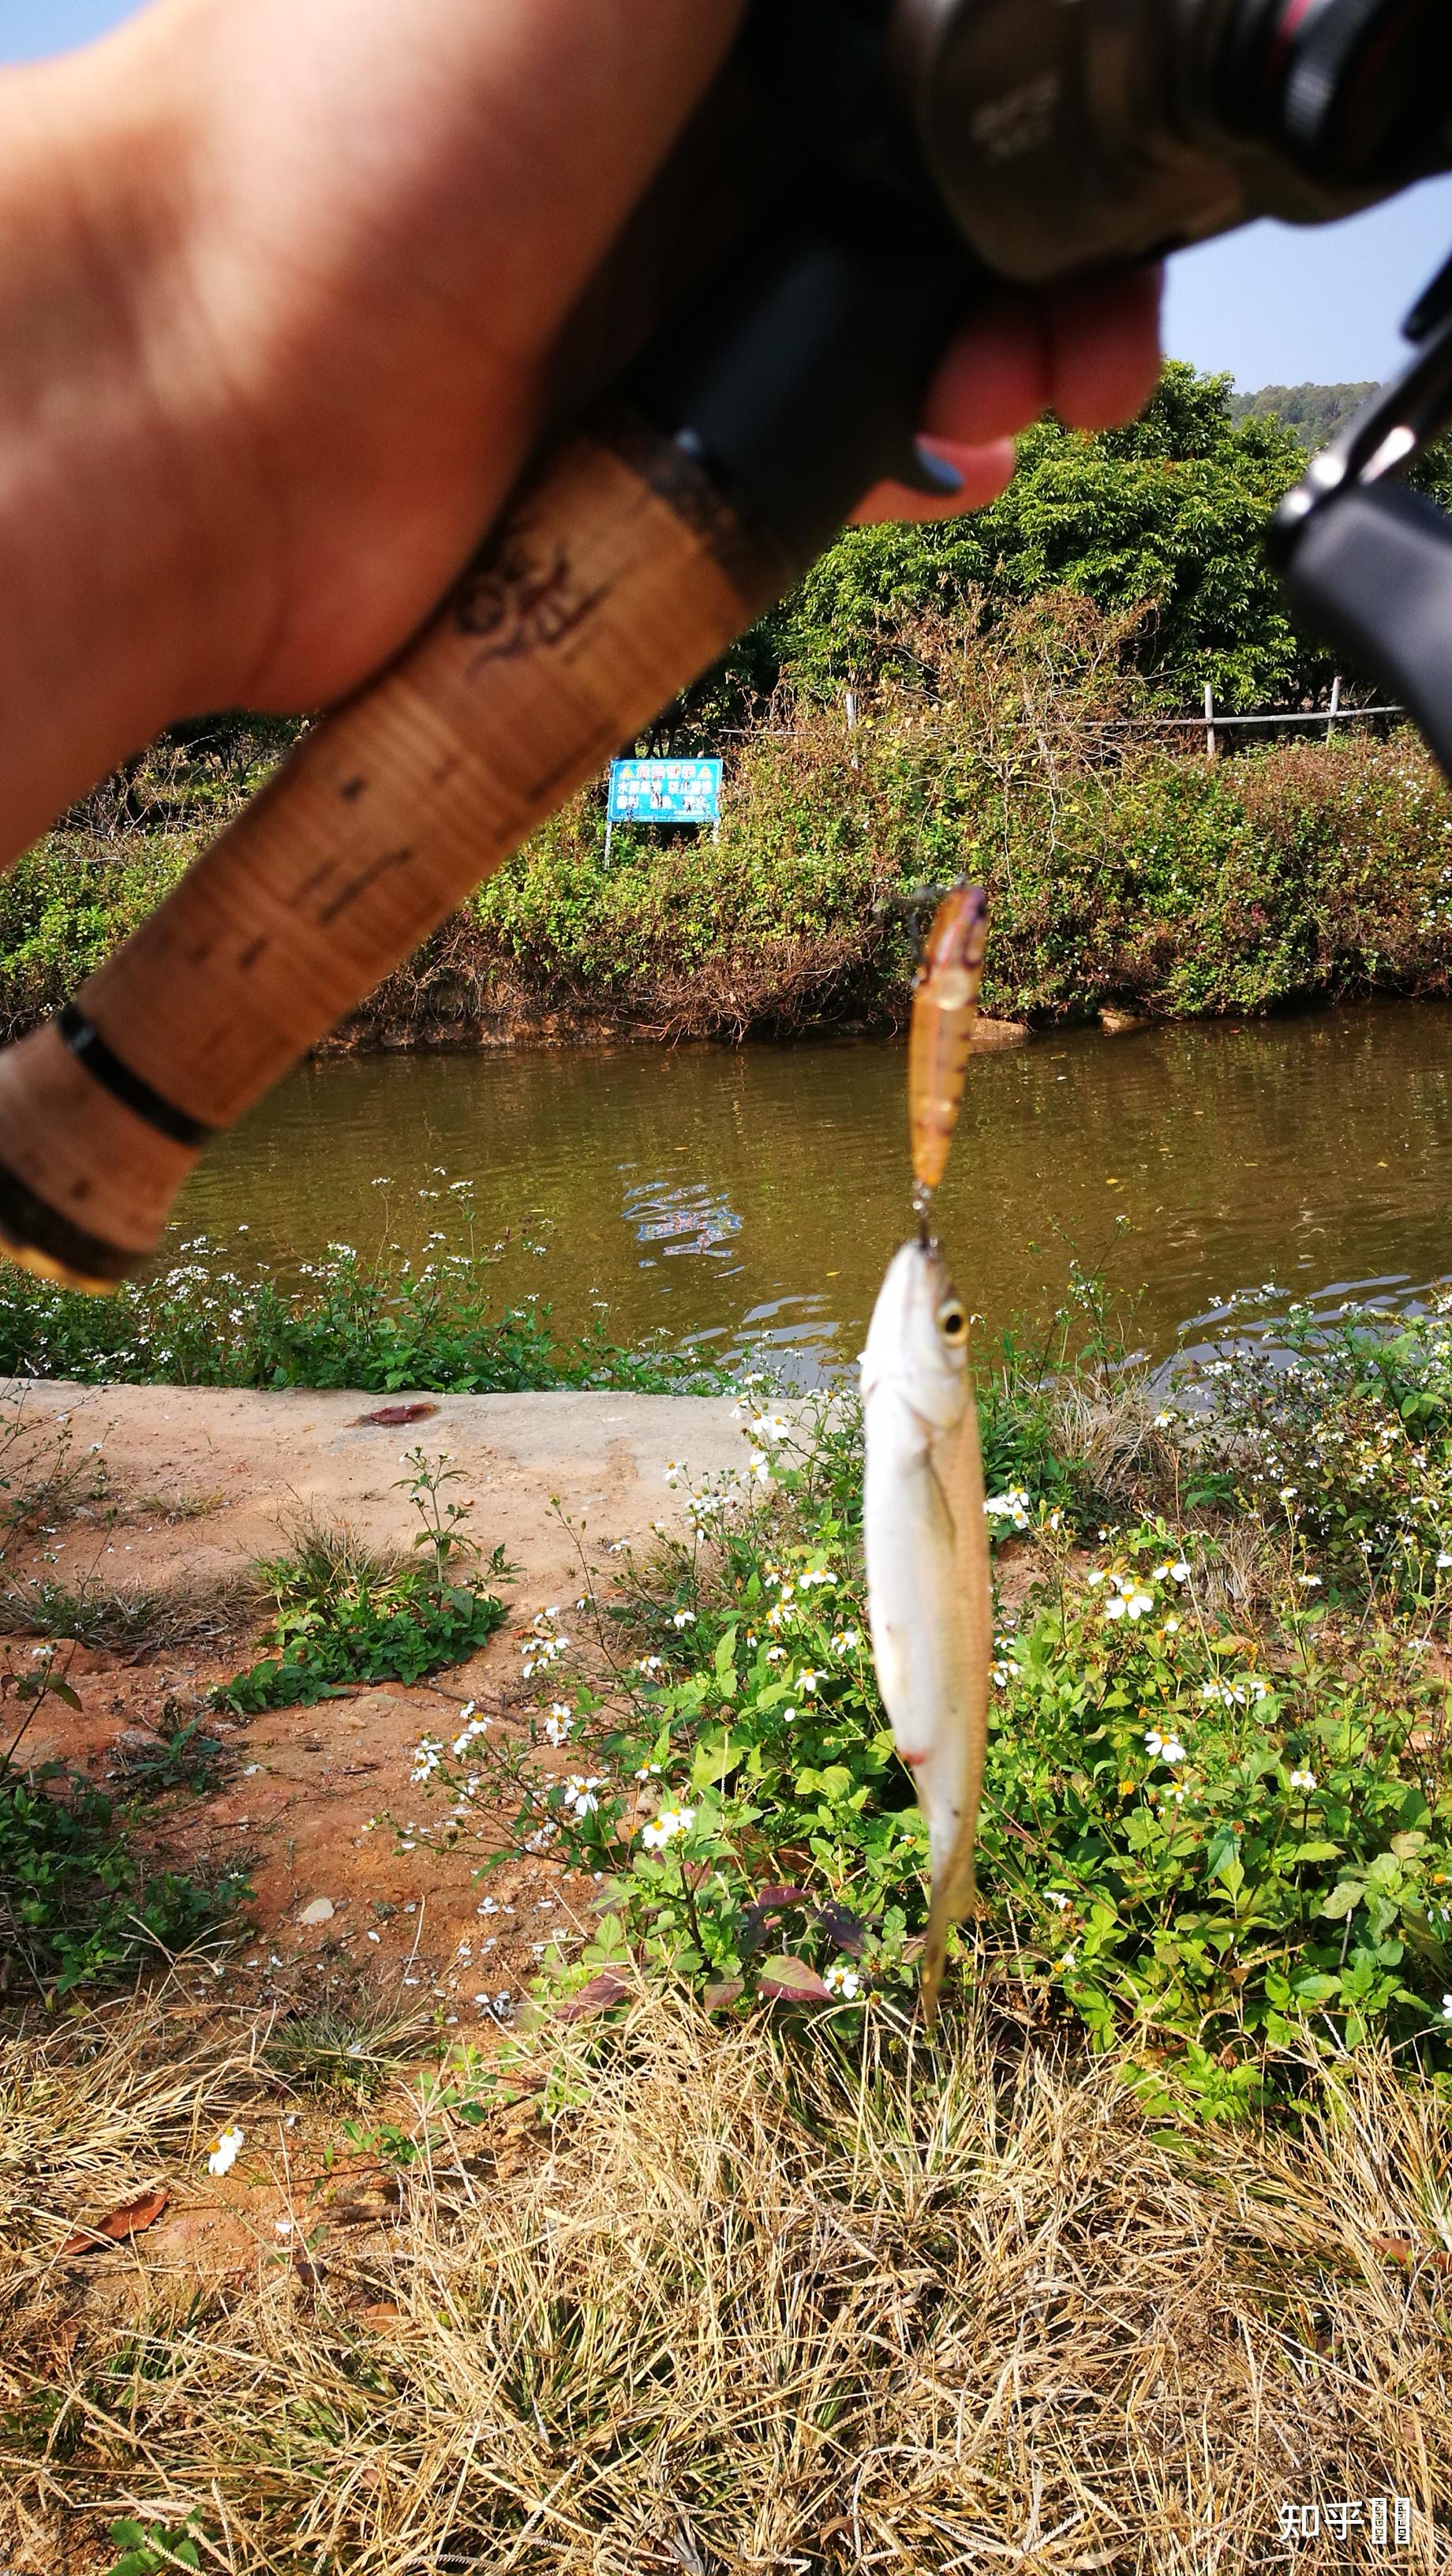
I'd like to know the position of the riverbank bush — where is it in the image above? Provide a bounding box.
[451,606,1452,1039]
[0,717,297,1043]
[6,600,1452,1047]
[0,1239,728,1395]
[407,1286,1452,2093]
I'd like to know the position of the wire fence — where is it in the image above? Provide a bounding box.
[710,676,1408,757]
[58,679,1413,866]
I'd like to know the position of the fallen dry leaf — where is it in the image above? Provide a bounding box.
[758,1955,831,2005]
[331,2190,402,2227]
[60,2185,170,2257]
[352,1401,439,1426]
[1370,2233,1452,2270]
[292,2242,328,2292]
[556,1970,629,2022]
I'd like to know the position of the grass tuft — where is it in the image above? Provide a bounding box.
[0,1575,243,1657]
[263,1996,433,2102]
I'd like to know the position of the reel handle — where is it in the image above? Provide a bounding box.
[0,192,973,1290]
[0,417,776,1288]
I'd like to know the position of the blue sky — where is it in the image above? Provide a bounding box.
[9,0,1452,391]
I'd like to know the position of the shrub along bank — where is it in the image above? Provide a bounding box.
[0,1239,727,1395]
[6,603,1452,1047]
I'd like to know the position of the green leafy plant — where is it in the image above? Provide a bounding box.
[103,2512,207,2576]
[114,1698,227,1798]
[404,1305,1452,2090]
[0,1652,247,1995]
[0,1235,731,1394]
[1177,1285,1452,1608]
[217,1465,507,1715]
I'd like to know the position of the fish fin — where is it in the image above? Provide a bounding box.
[919,1371,993,2026]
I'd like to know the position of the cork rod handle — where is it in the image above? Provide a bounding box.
[0,417,776,1288]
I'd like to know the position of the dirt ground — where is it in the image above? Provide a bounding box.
[0,1380,763,2034]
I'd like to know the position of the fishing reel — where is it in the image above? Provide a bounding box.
[884,0,1452,758]
[2,0,1452,1290]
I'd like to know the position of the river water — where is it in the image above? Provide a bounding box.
[174,1000,1452,1383]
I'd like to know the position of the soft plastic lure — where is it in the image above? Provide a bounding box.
[907,882,988,1203]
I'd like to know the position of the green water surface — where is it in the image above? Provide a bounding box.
[173,1001,1452,1382]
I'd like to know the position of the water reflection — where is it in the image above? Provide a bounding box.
[174,1000,1452,1383]
[623,1178,744,1261]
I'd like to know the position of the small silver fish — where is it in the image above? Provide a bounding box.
[861,1237,992,2024]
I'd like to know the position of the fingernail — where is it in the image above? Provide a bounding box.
[915,438,964,494]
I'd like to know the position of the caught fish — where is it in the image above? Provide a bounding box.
[861,1237,992,2024]
[908,882,989,1197]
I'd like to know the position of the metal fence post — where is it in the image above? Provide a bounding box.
[1203,682,1216,759]
[1327,673,1342,740]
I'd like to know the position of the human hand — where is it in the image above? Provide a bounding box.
[0,0,1162,841]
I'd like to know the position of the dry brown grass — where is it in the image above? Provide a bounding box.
[3,1984,1452,2572]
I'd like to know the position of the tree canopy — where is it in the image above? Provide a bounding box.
[1229,381,1378,448]
[669,361,1452,736]
[775,365,1315,710]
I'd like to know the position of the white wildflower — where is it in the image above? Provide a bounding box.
[562,1774,604,1815]
[206,2125,244,2177]
[641,1805,695,1851]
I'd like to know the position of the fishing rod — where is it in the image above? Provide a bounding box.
[2,0,1452,1289]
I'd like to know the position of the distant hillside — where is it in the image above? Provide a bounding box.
[1228,381,1378,447]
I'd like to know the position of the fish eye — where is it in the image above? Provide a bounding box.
[937,1296,968,1346]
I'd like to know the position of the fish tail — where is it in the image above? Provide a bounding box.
[919,1832,978,2029]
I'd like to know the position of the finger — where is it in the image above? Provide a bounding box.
[1047,264,1164,430]
[850,436,1015,527]
[919,297,1050,446]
